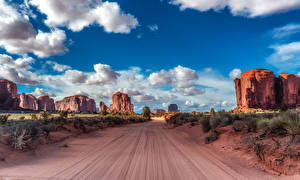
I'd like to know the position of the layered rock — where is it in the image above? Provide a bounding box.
[0,79,19,109]
[234,69,300,112]
[279,73,300,108]
[18,93,38,110]
[107,92,133,113]
[38,96,55,111]
[55,95,96,113]
[99,101,107,112]
[168,104,179,112]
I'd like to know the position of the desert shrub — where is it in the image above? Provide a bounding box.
[269,117,287,137]
[100,110,108,116]
[209,116,221,129]
[233,121,244,132]
[59,111,68,118]
[210,108,215,115]
[0,114,10,125]
[280,104,288,112]
[73,118,86,133]
[142,106,151,120]
[40,111,51,120]
[30,114,37,120]
[257,119,270,129]
[204,130,219,144]
[19,116,25,120]
[245,119,257,132]
[200,118,211,132]
[283,110,300,135]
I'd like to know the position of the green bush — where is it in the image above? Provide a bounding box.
[204,130,219,144]
[40,111,51,120]
[0,114,10,125]
[233,120,244,132]
[100,110,108,116]
[19,116,25,120]
[30,114,37,120]
[142,106,151,120]
[59,111,68,118]
[200,118,211,132]
[210,108,215,115]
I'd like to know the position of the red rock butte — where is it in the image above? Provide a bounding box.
[234,69,300,112]
[55,95,96,113]
[107,92,133,113]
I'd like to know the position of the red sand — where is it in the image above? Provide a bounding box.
[0,119,296,179]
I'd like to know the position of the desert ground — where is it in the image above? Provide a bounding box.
[1,117,296,180]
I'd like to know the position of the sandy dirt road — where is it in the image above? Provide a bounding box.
[0,119,289,180]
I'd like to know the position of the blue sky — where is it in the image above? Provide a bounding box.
[1,0,300,112]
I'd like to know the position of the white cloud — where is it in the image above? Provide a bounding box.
[171,0,300,17]
[148,24,159,31]
[32,88,56,97]
[229,68,241,79]
[86,63,120,85]
[46,61,71,72]
[133,94,157,102]
[148,65,198,88]
[64,70,88,84]
[0,0,67,58]
[267,42,300,70]
[172,87,205,96]
[204,67,214,72]
[272,23,300,39]
[30,0,139,33]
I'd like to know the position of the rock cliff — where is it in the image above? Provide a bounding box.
[168,104,179,112]
[18,93,38,110]
[234,69,300,112]
[0,79,19,109]
[99,101,107,112]
[38,96,55,111]
[55,95,96,113]
[107,92,133,113]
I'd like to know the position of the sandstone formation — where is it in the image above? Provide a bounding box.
[168,104,179,112]
[107,92,133,113]
[234,69,300,112]
[38,96,55,111]
[152,109,165,114]
[55,95,96,113]
[99,101,107,112]
[18,93,38,110]
[0,79,19,109]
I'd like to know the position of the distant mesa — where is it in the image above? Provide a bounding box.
[152,109,165,114]
[99,101,107,112]
[18,93,39,110]
[168,104,179,113]
[38,95,55,111]
[0,79,19,110]
[107,92,133,113]
[233,69,300,112]
[55,95,96,113]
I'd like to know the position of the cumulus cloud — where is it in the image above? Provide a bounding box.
[32,88,56,97]
[133,94,157,102]
[46,61,71,72]
[64,70,88,84]
[170,0,300,17]
[30,0,139,33]
[148,24,159,31]
[148,65,198,88]
[86,63,120,85]
[0,0,67,58]
[267,42,300,70]
[229,68,241,79]
[272,23,300,39]
[172,87,205,96]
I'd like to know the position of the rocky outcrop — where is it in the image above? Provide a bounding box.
[152,109,165,114]
[0,79,19,109]
[99,101,107,112]
[168,104,179,112]
[234,69,300,112]
[279,73,300,109]
[55,95,96,113]
[18,93,38,110]
[107,92,133,113]
[38,96,55,111]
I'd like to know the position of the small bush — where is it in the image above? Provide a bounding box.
[0,114,10,125]
[210,108,215,115]
[19,116,25,120]
[245,119,257,132]
[233,121,244,132]
[100,110,108,116]
[59,111,68,118]
[200,118,211,132]
[30,114,37,120]
[142,106,151,120]
[40,111,51,120]
[204,130,219,144]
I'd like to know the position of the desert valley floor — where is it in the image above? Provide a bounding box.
[0,118,298,180]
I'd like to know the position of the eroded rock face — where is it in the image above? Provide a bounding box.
[55,95,96,113]
[38,96,55,111]
[107,92,133,113]
[168,104,179,112]
[234,69,300,112]
[0,79,19,109]
[18,93,38,110]
[279,73,300,108]
[99,101,107,112]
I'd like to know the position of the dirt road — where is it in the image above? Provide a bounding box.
[0,119,286,180]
